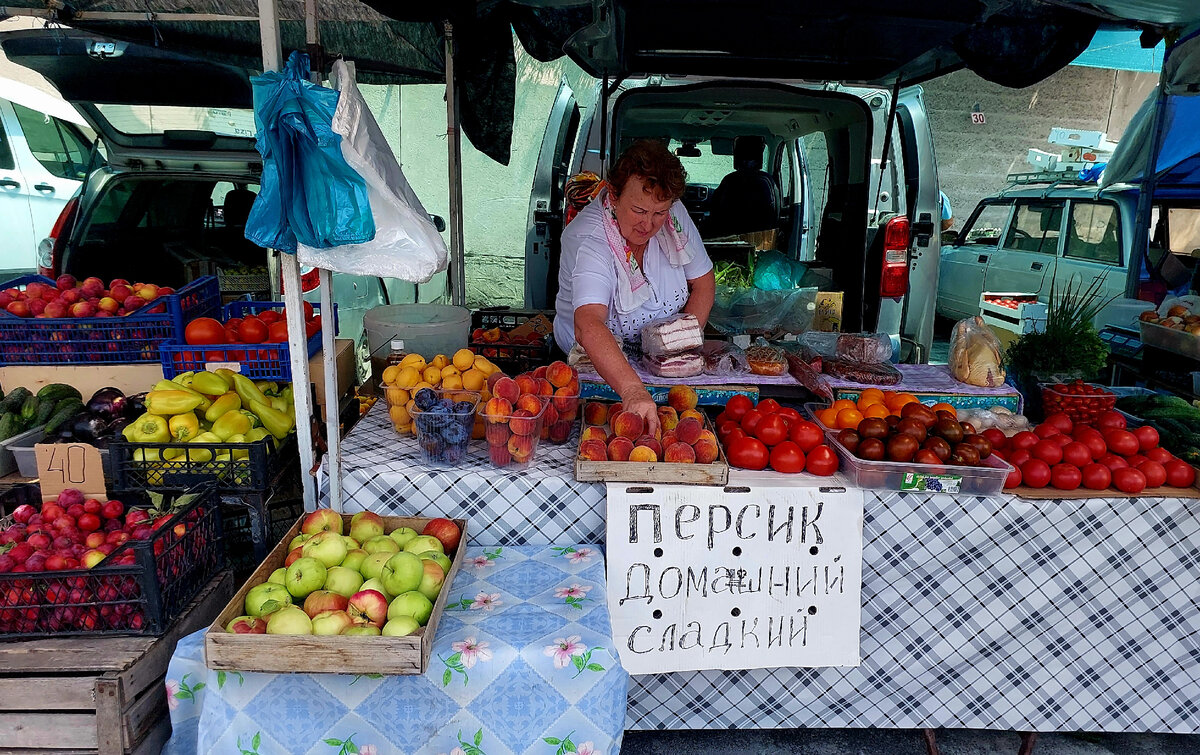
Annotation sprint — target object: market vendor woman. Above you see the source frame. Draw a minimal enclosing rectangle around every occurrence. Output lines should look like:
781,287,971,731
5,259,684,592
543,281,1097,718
554,139,715,436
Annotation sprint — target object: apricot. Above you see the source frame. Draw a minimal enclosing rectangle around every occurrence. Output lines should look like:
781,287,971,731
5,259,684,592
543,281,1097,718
579,439,608,461
583,402,609,426
668,385,699,413
612,411,645,440
546,360,576,388
675,417,703,445
629,446,658,463
607,436,634,462
634,436,662,458
664,442,697,464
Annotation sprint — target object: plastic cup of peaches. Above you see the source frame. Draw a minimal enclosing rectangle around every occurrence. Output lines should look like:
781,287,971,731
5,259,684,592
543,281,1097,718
409,389,481,466
501,361,581,446
478,393,549,468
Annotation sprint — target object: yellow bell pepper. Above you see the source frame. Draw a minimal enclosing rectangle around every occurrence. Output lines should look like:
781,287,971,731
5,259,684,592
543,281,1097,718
245,427,273,446
168,412,200,442
171,371,195,386
250,399,294,439
186,431,223,463
212,410,252,441
154,381,212,411
128,413,170,443
146,390,204,416
231,373,270,409
204,392,241,423
191,371,230,397
240,410,261,429
255,380,280,397
269,396,288,414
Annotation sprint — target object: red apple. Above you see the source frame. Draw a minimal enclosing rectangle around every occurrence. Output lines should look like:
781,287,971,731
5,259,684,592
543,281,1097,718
70,301,95,318
5,300,29,317
123,295,145,312
226,615,268,634
97,297,120,314
28,298,46,316
347,589,388,628
302,590,349,618
55,274,76,291
301,508,344,536
59,289,81,305
42,300,67,318
136,284,159,301
109,284,133,301
421,518,461,553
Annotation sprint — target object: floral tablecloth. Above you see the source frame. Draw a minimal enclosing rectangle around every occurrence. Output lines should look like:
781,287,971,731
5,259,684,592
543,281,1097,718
163,544,629,755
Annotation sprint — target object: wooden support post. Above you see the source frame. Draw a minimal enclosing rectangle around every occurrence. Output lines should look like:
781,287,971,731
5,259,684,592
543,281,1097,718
1018,731,1038,755
922,727,940,755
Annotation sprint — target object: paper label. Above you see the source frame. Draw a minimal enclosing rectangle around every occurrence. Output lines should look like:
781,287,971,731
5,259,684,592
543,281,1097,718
205,361,242,373
34,443,106,502
900,472,963,494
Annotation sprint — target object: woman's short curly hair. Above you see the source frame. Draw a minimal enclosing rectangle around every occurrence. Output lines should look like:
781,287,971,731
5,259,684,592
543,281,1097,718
608,139,688,202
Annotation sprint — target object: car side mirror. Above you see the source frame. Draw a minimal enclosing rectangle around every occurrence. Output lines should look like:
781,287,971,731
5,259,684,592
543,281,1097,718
429,214,447,232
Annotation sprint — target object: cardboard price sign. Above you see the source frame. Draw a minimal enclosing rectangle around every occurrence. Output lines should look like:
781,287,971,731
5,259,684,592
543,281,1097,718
34,443,106,502
606,483,863,674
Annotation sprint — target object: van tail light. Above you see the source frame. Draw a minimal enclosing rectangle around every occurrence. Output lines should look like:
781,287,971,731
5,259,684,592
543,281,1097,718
37,196,79,278
880,216,911,299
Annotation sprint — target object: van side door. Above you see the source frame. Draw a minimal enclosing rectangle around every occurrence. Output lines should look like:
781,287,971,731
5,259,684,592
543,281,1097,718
0,100,36,275
983,199,1064,299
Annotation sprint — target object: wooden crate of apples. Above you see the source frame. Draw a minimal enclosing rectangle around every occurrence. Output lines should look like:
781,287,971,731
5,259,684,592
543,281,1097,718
205,510,466,674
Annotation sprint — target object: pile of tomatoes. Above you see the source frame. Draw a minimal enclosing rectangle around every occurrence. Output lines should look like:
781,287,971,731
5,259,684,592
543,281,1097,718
183,302,322,347
995,409,1196,494
824,401,995,467
1040,380,1116,424
715,395,838,475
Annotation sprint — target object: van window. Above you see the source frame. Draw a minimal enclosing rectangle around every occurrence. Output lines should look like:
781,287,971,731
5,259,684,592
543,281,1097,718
962,203,1011,243
668,139,733,185
1064,201,1121,264
1003,201,1062,255
11,104,89,181
0,117,14,171
1168,208,1200,256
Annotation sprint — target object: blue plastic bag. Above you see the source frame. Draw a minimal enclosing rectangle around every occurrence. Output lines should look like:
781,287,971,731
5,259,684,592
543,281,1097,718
245,51,375,253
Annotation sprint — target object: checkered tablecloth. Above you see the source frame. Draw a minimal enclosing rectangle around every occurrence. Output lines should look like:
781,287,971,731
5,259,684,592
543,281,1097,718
324,405,1200,734
164,545,629,755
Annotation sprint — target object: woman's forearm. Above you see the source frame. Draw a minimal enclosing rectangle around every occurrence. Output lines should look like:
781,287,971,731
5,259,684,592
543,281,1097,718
575,306,644,398
683,270,716,328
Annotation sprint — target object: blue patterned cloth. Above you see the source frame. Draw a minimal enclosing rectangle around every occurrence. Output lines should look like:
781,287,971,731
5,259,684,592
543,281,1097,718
163,544,628,755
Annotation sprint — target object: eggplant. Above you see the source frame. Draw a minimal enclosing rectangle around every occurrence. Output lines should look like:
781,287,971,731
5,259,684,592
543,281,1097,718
86,387,127,420
124,392,147,418
70,412,109,443
108,417,131,437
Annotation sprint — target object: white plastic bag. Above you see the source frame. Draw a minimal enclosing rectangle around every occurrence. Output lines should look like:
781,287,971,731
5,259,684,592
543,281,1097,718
296,60,448,282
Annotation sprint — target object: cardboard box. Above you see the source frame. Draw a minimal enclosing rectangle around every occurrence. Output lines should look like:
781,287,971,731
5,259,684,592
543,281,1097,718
309,337,356,417
812,291,844,332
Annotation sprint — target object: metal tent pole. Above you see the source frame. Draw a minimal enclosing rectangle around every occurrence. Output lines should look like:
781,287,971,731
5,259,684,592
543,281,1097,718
1129,52,1172,294
444,20,466,306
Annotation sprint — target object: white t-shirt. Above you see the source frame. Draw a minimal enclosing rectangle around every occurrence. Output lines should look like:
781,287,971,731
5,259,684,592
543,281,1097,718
554,199,713,351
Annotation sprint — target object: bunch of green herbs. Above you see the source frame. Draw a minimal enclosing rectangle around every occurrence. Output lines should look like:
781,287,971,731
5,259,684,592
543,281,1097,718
1003,274,1113,380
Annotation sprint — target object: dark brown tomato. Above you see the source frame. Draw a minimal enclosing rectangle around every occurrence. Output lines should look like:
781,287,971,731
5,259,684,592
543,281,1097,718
886,433,919,463
960,422,977,435
934,418,964,444
836,429,860,453
924,436,952,461
857,417,890,440
858,438,886,461
901,402,938,429
951,443,981,466
962,433,993,459
895,417,928,443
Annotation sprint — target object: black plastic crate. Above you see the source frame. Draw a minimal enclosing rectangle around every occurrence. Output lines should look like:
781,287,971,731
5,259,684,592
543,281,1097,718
221,492,304,580
109,434,297,495
470,307,554,375
0,484,225,639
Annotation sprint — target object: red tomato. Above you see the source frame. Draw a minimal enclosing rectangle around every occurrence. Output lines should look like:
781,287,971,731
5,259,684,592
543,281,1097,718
1131,425,1160,452
1061,441,1092,467
1073,428,1108,460
1102,429,1139,457
223,326,241,344
981,428,1008,451
184,317,226,345
728,437,769,471
1080,462,1112,490
1042,412,1074,435
804,445,839,476
741,410,766,436
718,420,741,440
1033,423,1062,439
1112,466,1147,494
258,310,282,325
916,449,944,465
755,414,789,446
1049,434,1074,448
303,300,315,321
224,317,243,330
1145,447,1175,465
776,407,802,424
725,395,754,422
1007,449,1032,467
724,427,747,445
268,321,289,343
1095,411,1126,431
1164,460,1196,488
757,399,782,414
769,441,806,473
305,319,321,339
789,420,824,453
1010,431,1039,452
1003,464,1022,489
240,316,269,343
714,412,731,427
1098,453,1129,470
1031,439,1064,465
1050,463,1082,490
1020,459,1052,488
1126,454,1149,468
1135,460,1167,488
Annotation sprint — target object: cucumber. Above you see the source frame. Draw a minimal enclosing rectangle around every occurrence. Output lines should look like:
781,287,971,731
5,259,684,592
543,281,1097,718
32,397,55,428
0,387,31,415
19,395,38,425
44,398,84,435
36,383,82,404
0,413,17,442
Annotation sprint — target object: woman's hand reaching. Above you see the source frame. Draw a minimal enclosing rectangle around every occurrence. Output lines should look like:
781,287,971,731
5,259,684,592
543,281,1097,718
618,384,660,440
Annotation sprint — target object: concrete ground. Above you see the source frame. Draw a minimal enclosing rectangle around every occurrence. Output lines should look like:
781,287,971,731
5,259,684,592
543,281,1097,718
621,729,1200,754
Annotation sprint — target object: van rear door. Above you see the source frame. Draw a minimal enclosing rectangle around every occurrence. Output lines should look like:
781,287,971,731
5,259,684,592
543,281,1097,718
525,80,581,309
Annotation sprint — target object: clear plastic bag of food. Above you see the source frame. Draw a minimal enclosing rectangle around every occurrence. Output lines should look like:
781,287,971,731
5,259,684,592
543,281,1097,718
643,350,705,378
746,344,787,376
949,316,1006,387
798,331,893,364
641,313,705,357
700,340,750,376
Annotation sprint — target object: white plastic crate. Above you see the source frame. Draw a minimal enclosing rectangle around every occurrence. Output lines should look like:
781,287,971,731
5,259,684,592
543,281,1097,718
980,292,1048,334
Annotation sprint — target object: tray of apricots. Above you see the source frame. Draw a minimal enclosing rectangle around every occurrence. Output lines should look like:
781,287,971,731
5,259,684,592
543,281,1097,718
574,385,729,485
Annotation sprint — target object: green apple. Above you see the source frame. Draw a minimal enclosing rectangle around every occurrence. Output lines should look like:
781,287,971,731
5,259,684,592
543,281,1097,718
419,551,452,575
301,508,344,536
245,582,293,617
388,591,434,625
363,535,400,555
349,511,386,543
380,552,423,596
361,578,393,601
302,531,348,568
341,549,369,572
324,566,364,598
284,557,328,599
311,609,354,635
267,567,287,585
288,532,311,551
403,535,443,555
382,616,420,637
342,536,360,551
342,625,381,636
417,560,445,601
388,526,418,549
360,552,393,580
266,605,313,634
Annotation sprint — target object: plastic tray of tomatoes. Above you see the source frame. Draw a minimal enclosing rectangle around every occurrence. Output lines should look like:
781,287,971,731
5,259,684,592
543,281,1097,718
1039,381,1116,424
804,402,1013,494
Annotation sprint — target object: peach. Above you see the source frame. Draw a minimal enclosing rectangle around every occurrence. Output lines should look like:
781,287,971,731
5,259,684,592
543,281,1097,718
693,435,719,464
70,301,95,318
549,420,573,444
579,439,608,461
123,295,145,312
55,274,76,291
486,371,507,393
23,282,46,298
97,296,120,314
136,283,159,301
580,426,609,444
695,429,717,445
42,300,67,319
629,446,658,463
553,387,579,416
657,406,679,431
515,374,539,396
28,299,45,316
492,377,520,404
489,444,512,466
80,277,105,298
507,433,534,462
485,423,511,446
109,283,133,301
483,397,513,421
510,409,538,436
546,360,576,388
676,417,703,445
680,409,704,423
635,436,662,458
668,385,699,413
4,301,28,318
536,378,555,397
583,402,608,426
60,288,81,305
664,442,697,463
533,365,548,381
515,394,543,415
607,436,634,462
611,410,644,440
661,431,678,449
542,402,559,427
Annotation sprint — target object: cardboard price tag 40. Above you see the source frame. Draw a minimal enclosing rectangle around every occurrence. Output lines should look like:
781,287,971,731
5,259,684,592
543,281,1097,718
34,442,106,502
606,483,864,675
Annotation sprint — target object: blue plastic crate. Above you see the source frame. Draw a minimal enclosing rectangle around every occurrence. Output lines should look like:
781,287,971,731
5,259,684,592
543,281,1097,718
159,301,337,381
0,275,219,365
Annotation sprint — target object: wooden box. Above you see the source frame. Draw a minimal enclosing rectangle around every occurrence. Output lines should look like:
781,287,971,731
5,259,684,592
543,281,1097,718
0,571,234,755
204,513,467,675
574,401,730,486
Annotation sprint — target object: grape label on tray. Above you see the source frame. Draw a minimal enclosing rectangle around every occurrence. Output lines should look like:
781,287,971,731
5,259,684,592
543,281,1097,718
606,483,864,674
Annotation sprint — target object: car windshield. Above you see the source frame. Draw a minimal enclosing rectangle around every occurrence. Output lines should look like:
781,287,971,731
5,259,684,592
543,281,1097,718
94,105,255,138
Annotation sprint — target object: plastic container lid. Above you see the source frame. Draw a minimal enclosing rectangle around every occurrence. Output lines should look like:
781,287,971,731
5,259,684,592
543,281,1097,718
390,338,406,351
